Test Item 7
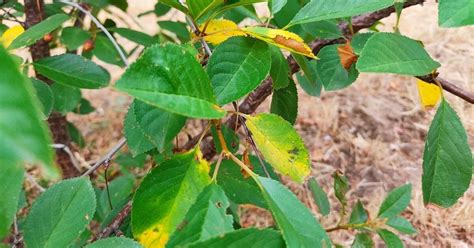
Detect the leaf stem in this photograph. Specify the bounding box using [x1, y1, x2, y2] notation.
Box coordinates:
[212, 151, 225, 182]
[228, 153, 257, 179]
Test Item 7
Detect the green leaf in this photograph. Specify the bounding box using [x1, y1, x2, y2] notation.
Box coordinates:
[31, 78, 54, 117]
[386, 216, 417, 235]
[23, 178, 96, 248]
[376, 229, 403, 248]
[116, 43, 226, 119]
[422, 99, 472, 207]
[85, 237, 143, 248]
[124, 103, 155, 156]
[438, 0, 474, 27]
[111, 28, 156, 47]
[270, 79, 298, 125]
[316, 44, 358, 91]
[133, 100, 186, 152]
[131, 150, 211, 248]
[333, 171, 350, 206]
[351, 233, 374, 248]
[0, 46, 56, 178]
[115, 152, 147, 168]
[158, 21, 190, 43]
[349, 200, 368, 225]
[210, 125, 240, 154]
[98, 175, 134, 219]
[60, 27, 91, 50]
[154, 2, 172, 16]
[93, 35, 126, 67]
[269, 46, 290, 89]
[186, 228, 284, 248]
[167, 183, 234, 247]
[377, 184, 411, 219]
[351, 33, 374, 55]
[270, 0, 287, 15]
[308, 177, 330, 216]
[293, 54, 321, 96]
[9, 14, 69, 49]
[187, 0, 220, 20]
[0, 160, 23, 239]
[214, 157, 272, 209]
[245, 113, 310, 183]
[258, 176, 331, 247]
[207, 37, 271, 105]
[356, 33, 440, 76]
[73, 98, 95, 115]
[289, 0, 393, 26]
[300, 20, 343, 40]
[50, 83, 82, 114]
[33, 54, 110, 89]
[67, 122, 86, 148]
[158, 0, 189, 14]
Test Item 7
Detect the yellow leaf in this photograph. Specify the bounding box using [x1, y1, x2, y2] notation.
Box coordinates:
[417, 79, 441, 108]
[241, 26, 316, 59]
[1, 25, 25, 48]
[199, 19, 246, 45]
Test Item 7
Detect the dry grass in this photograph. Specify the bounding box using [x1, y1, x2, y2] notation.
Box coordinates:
[68, 1, 473, 247]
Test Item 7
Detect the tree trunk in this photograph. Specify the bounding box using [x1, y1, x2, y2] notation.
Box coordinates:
[24, 0, 80, 178]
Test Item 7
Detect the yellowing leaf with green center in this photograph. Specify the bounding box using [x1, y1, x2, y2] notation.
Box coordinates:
[416, 79, 441, 108]
[0, 25, 24, 47]
[245, 113, 310, 183]
[241, 26, 316, 59]
[199, 19, 246, 45]
[131, 150, 211, 248]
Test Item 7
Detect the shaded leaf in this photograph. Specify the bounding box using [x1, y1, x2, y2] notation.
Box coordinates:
[33, 54, 110, 89]
[308, 177, 330, 216]
[376, 229, 403, 248]
[356, 33, 440, 76]
[85, 237, 143, 248]
[166, 184, 233, 247]
[316, 44, 358, 91]
[31, 78, 54, 117]
[258, 176, 331, 247]
[133, 100, 186, 152]
[245, 113, 310, 183]
[124, 103, 155, 156]
[269, 0, 287, 15]
[98, 175, 134, 219]
[186, 228, 284, 248]
[93, 35, 126, 67]
[60, 27, 91, 50]
[270, 79, 298, 125]
[349, 200, 368, 225]
[9, 14, 69, 49]
[295, 59, 322, 97]
[131, 150, 211, 248]
[111, 27, 156, 47]
[351, 233, 374, 248]
[377, 184, 411, 219]
[333, 171, 350, 206]
[50, 83, 82, 114]
[422, 100, 472, 207]
[386, 216, 417, 235]
[269, 46, 290, 89]
[23, 178, 96, 248]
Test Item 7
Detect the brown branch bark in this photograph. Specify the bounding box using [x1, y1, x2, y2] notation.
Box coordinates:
[92, 201, 132, 241]
[417, 75, 474, 104]
[24, 0, 80, 178]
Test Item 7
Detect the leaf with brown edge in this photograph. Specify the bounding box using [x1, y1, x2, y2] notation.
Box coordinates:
[337, 42, 358, 70]
[241, 26, 316, 59]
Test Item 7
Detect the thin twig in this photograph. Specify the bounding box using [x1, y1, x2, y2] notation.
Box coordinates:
[92, 200, 132, 241]
[82, 137, 127, 176]
[417, 75, 474, 104]
[25, 173, 46, 192]
[59, 0, 129, 66]
[51, 143, 81, 172]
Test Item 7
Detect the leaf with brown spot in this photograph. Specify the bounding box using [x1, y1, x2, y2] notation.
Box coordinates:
[337, 42, 358, 70]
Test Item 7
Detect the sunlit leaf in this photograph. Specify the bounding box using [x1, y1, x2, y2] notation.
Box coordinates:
[199, 19, 246, 45]
[242, 26, 316, 58]
[245, 113, 310, 183]
[0, 25, 24, 47]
